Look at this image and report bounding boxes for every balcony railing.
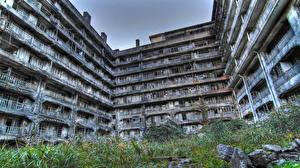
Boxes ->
[274,64,300,89]
[116,64,225,85]
[240,103,250,115]
[76,118,95,127]
[237,0,277,69]
[227,0,245,44]
[236,86,246,100]
[1,16,113,89]
[38,131,65,140]
[0,72,36,91]
[247,68,264,88]
[231,0,257,60]
[119,123,141,130]
[0,98,33,114]
[0,125,28,137]
[43,91,74,105]
[25,0,42,10]
[252,87,271,104]
[116,51,219,75]
[265,30,296,65]
[41,110,72,121]
[115,87,229,106]
[116,76,227,96]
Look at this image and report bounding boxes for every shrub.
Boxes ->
[144,119,185,142]
[0,98,299,167]
[274,161,300,168]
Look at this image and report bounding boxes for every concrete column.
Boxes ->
[240,75,259,122]
[141,105,146,136]
[68,124,76,140]
[7,67,12,76]
[72,94,78,120]
[232,89,242,119]
[257,53,281,108]
[33,79,47,114]
[29,117,41,141]
[288,6,300,36]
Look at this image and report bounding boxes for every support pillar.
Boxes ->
[240,75,259,122]
[33,79,47,114]
[232,89,242,119]
[257,53,281,108]
[288,6,300,36]
[141,105,146,136]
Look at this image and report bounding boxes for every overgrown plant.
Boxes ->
[0,98,299,167]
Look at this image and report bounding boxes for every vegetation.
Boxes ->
[275,161,300,168]
[0,101,300,168]
[144,119,185,142]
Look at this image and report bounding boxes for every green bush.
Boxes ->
[144,120,185,142]
[0,100,299,167]
[274,161,300,168]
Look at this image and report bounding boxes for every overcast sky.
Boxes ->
[70,0,213,50]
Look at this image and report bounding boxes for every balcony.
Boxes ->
[119,123,141,131]
[115,87,231,107]
[177,118,202,125]
[38,131,67,141]
[227,0,247,44]
[221,0,236,39]
[274,63,300,95]
[41,110,72,121]
[0,72,37,94]
[78,106,111,120]
[0,98,33,116]
[230,0,258,61]
[115,76,228,97]
[265,30,297,67]
[222,111,236,119]
[239,103,251,117]
[97,122,110,130]
[237,0,279,71]
[1,17,113,90]
[43,91,74,107]
[236,86,247,101]
[21,0,115,73]
[116,51,220,76]
[76,118,96,128]
[116,63,225,85]
[24,0,42,10]
[247,67,264,89]
[118,112,141,119]
[252,88,272,109]
[0,125,29,138]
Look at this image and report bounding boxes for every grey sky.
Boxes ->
[70,0,213,50]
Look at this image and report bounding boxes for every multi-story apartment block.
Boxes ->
[114,23,237,139]
[0,0,114,142]
[1,0,298,142]
[220,0,300,122]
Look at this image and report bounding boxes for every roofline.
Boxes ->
[149,21,215,39]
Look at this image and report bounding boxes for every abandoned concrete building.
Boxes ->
[0,0,114,142]
[0,0,298,141]
[221,0,300,122]
[114,22,236,139]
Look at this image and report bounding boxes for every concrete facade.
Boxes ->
[220,0,300,122]
[0,0,114,143]
[0,0,298,141]
[114,23,237,140]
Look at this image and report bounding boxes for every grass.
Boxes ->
[0,102,300,168]
[275,161,300,168]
